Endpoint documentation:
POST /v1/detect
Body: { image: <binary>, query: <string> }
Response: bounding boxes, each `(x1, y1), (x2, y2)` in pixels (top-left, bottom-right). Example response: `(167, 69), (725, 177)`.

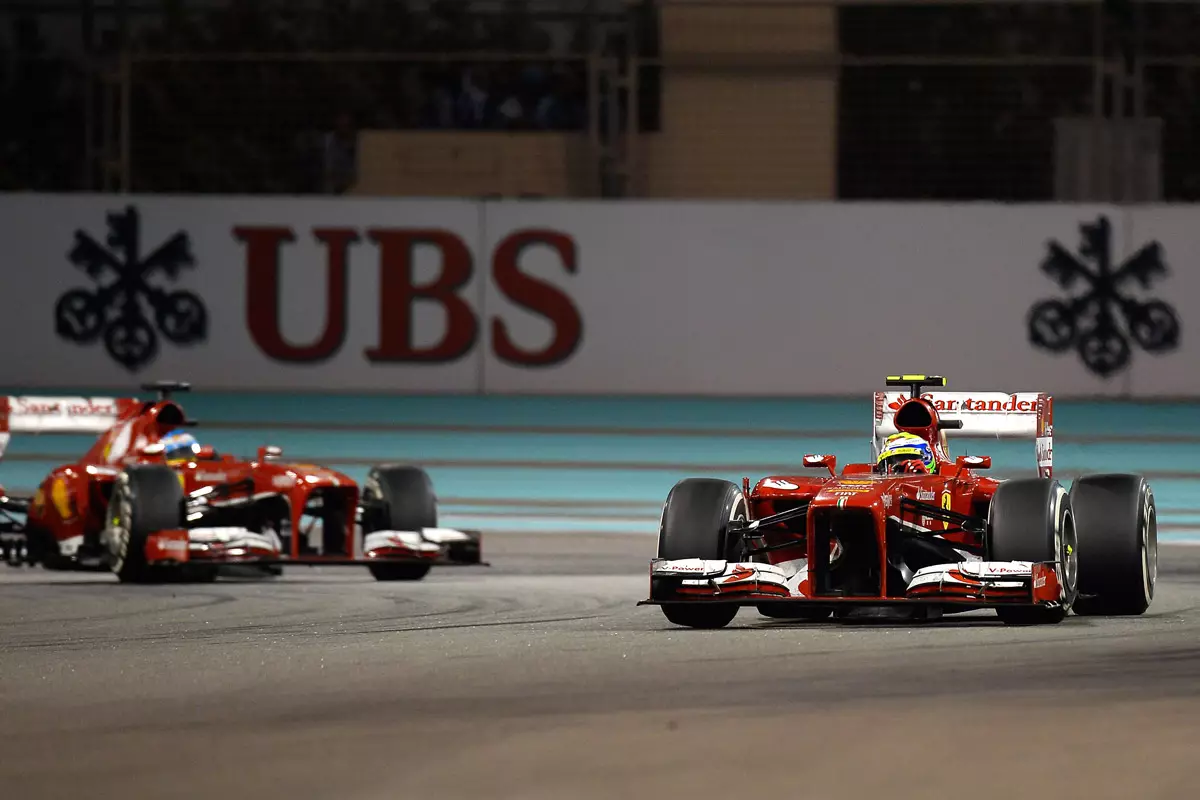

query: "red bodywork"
(727, 463), (1061, 607)
(646, 385), (1060, 612)
(0, 392), (450, 570)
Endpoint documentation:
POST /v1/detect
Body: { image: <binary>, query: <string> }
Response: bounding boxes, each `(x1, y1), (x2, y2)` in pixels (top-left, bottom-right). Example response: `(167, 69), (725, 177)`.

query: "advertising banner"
(0, 194), (1188, 396)
(0, 196), (489, 391)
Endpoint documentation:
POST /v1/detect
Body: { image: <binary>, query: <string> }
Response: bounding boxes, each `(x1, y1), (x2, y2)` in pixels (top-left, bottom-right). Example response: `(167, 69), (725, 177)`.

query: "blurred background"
(0, 0), (1187, 201)
(1, 0), (1197, 540)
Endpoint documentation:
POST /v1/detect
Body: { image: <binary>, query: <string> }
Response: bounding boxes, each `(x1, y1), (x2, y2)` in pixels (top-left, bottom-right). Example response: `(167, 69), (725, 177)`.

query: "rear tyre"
(362, 465), (438, 582)
(986, 478), (1077, 625)
(657, 478), (747, 629)
(105, 465), (185, 584)
(1071, 474), (1157, 616)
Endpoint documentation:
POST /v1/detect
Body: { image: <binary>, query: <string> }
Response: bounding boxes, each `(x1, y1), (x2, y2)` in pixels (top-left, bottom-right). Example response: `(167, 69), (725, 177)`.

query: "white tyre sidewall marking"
(729, 490), (747, 525)
(724, 489), (744, 563)
(655, 497), (669, 557)
(108, 476), (133, 573)
(1051, 484), (1074, 601)
(729, 491), (747, 558)
(1142, 486), (1155, 604)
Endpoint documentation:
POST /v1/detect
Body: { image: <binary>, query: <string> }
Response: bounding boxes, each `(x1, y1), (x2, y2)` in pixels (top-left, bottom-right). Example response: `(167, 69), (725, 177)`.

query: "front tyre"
(1071, 474), (1157, 616)
(361, 465), (438, 582)
(663, 603), (739, 629)
(105, 465), (185, 584)
(656, 478), (747, 629)
(986, 478), (1077, 625)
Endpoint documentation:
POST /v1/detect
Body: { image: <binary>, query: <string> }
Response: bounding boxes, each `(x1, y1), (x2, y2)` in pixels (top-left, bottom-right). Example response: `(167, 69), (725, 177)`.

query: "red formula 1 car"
(0, 382), (483, 583)
(642, 375), (1157, 627)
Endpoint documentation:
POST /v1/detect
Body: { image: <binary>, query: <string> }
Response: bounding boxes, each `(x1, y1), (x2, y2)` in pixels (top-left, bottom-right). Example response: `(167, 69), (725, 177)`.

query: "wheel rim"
(1061, 511), (1079, 596)
(1143, 495), (1158, 603)
(106, 484), (132, 571)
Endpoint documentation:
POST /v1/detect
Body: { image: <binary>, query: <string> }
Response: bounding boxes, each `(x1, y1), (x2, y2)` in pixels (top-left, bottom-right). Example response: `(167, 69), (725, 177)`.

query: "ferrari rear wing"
(873, 376), (1053, 478)
(0, 396), (136, 458)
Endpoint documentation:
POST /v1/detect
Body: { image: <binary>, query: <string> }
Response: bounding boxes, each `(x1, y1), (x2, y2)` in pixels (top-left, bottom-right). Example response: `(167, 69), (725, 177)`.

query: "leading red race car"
(642, 375), (1157, 627)
(0, 382), (483, 583)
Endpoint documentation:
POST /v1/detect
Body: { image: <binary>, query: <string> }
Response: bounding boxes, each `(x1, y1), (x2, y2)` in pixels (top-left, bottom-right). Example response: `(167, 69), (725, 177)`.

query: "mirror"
(956, 455), (991, 470)
(195, 445), (216, 459)
(803, 453), (837, 476)
(258, 445), (282, 461)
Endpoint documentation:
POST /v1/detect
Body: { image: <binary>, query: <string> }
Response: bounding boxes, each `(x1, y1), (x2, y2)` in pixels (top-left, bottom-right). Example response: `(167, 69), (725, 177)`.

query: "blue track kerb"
(0, 391), (1197, 538)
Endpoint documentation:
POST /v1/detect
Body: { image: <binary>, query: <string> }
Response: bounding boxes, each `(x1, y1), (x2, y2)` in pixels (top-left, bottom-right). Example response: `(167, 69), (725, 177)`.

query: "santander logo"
(14, 398), (117, 418)
(887, 394), (1037, 413)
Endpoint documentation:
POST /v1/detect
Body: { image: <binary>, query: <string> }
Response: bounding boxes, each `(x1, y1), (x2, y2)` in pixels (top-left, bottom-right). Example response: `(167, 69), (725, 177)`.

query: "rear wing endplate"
(0, 396), (133, 459)
(873, 390), (1054, 478)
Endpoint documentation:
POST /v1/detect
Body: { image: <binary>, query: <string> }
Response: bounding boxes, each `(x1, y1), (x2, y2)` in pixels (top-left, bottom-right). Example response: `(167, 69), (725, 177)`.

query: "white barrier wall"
(0, 195), (1191, 396)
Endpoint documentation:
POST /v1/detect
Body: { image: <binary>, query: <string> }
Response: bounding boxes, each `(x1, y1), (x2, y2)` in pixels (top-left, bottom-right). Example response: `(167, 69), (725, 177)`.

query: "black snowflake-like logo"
(1027, 216), (1180, 378)
(55, 206), (207, 371)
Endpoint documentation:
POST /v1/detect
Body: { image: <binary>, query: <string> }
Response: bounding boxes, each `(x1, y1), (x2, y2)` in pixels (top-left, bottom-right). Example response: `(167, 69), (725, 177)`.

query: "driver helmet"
(161, 429), (200, 464)
(876, 432), (935, 474)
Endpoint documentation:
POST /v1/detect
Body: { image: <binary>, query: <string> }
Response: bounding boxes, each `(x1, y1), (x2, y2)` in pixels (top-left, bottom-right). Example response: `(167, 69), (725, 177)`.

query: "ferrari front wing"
(153, 526), (485, 567)
(181, 526), (484, 567)
(642, 557), (1064, 609)
(361, 527), (483, 566)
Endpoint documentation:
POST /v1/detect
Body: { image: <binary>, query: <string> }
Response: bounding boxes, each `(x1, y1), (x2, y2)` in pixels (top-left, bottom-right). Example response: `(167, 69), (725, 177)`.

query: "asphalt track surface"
(3, 535), (1200, 800)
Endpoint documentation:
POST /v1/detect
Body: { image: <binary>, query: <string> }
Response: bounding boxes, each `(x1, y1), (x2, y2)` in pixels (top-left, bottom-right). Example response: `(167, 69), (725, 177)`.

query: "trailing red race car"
(0, 382), (483, 583)
(641, 375), (1157, 627)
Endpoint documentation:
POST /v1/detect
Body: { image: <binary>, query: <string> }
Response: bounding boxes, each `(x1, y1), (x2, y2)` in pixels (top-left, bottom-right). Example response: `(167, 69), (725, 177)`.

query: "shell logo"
(177, 471), (187, 490)
(941, 490), (952, 530)
(51, 478), (73, 520)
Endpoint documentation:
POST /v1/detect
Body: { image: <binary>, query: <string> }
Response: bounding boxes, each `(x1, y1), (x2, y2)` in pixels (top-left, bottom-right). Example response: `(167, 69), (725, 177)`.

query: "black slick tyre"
(656, 478), (747, 629)
(1070, 474), (1157, 616)
(105, 465), (186, 584)
(986, 478), (1077, 625)
(361, 465), (437, 582)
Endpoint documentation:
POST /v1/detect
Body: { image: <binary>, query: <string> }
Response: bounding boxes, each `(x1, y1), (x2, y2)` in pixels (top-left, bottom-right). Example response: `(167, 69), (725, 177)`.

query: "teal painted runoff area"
(1, 391), (1198, 539)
